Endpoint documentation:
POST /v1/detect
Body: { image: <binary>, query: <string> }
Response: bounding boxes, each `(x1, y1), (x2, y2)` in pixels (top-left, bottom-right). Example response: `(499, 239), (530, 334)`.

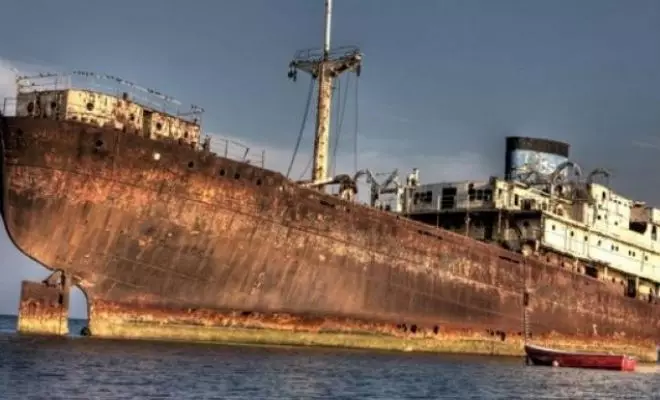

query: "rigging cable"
(298, 97), (317, 180)
(331, 74), (351, 177)
(353, 74), (359, 174)
(286, 77), (315, 178)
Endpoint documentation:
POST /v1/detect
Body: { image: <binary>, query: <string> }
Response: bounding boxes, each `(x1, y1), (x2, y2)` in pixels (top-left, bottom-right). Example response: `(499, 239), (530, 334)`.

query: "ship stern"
(0, 111), (8, 228)
(0, 114), (73, 336)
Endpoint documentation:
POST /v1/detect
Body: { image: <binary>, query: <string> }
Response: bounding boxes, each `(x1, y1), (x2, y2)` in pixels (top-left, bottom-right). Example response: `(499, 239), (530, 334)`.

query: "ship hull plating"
(1, 117), (659, 360)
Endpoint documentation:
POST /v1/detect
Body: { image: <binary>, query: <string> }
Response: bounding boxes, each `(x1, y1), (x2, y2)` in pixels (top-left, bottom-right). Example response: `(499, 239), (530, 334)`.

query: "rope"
(353, 76), (359, 174)
(286, 77), (315, 178)
(298, 97), (317, 180)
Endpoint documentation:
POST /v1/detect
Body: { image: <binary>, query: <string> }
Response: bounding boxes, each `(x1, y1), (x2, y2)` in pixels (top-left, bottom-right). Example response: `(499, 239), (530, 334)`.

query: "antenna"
(288, 0), (362, 192)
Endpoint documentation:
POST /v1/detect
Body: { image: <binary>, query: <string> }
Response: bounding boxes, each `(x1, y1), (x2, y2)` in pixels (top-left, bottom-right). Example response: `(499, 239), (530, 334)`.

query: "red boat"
(524, 344), (637, 372)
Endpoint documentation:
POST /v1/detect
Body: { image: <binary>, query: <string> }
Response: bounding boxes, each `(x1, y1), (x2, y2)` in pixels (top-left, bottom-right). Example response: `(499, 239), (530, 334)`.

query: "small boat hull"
(524, 344), (637, 372)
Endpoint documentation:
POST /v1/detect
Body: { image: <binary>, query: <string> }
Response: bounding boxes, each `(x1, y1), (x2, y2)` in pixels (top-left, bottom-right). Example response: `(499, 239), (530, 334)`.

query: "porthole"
(156, 122), (163, 131)
(86, 102), (94, 111)
(234, 172), (241, 180)
(95, 139), (104, 148)
(256, 178), (262, 186)
(187, 161), (195, 169)
(219, 169), (226, 177)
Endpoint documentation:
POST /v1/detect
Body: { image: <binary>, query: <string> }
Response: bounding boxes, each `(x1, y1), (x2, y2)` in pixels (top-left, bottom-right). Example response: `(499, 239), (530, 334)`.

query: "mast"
(288, 0), (362, 191)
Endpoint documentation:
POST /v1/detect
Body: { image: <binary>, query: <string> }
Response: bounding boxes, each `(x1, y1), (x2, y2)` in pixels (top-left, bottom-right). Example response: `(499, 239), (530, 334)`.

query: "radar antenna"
(288, 0), (362, 192)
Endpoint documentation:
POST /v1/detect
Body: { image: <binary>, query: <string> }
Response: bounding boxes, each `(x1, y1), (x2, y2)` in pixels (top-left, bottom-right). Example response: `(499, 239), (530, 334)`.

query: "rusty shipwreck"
(1, 0), (659, 360)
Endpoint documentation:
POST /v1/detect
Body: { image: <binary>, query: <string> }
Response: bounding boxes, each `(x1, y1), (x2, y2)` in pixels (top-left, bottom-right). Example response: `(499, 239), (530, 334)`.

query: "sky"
(2, 0), (660, 318)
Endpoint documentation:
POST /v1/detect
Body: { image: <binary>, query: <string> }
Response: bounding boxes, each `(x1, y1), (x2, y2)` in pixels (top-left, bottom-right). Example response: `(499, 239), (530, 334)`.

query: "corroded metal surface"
(1, 116), (659, 360)
(17, 279), (69, 335)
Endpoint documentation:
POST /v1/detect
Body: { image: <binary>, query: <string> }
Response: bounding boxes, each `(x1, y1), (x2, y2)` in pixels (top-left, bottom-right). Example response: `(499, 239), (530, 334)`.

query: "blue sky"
(2, 0), (660, 318)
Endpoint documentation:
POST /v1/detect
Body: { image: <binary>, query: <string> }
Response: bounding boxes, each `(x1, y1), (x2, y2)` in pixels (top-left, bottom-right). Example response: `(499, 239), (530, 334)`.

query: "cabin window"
(156, 122), (163, 131)
(476, 190), (483, 201)
(602, 192), (607, 201)
(514, 194), (519, 206)
(645, 255), (649, 261)
(583, 235), (588, 241)
(569, 231), (574, 237)
(468, 183), (475, 201)
(441, 187), (457, 210)
(497, 188), (503, 198)
(652, 226), (657, 241)
(483, 189), (492, 201)
(86, 102), (94, 111)
(597, 240), (602, 246)
(551, 224), (556, 230)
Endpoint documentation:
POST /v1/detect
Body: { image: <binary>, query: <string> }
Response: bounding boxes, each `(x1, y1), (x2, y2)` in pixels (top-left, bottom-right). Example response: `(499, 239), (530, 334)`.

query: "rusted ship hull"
(1, 116), (659, 360)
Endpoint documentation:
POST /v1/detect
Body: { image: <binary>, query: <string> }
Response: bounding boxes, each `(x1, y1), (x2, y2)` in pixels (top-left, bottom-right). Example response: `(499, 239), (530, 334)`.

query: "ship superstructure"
(398, 137), (659, 302)
(4, 71), (265, 166)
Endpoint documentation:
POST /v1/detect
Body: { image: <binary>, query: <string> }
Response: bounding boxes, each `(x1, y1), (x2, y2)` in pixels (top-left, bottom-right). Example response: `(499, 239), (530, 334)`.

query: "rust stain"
(2, 116), (659, 361)
(17, 279), (69, 336)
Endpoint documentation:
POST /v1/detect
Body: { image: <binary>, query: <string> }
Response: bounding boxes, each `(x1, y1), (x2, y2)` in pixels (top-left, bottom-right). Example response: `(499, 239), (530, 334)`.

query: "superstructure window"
(441, 187), (457, 210)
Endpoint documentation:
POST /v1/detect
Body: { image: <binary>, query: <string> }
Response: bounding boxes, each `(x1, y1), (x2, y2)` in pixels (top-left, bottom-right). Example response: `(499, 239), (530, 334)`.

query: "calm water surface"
(0, 315), (657, 399)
